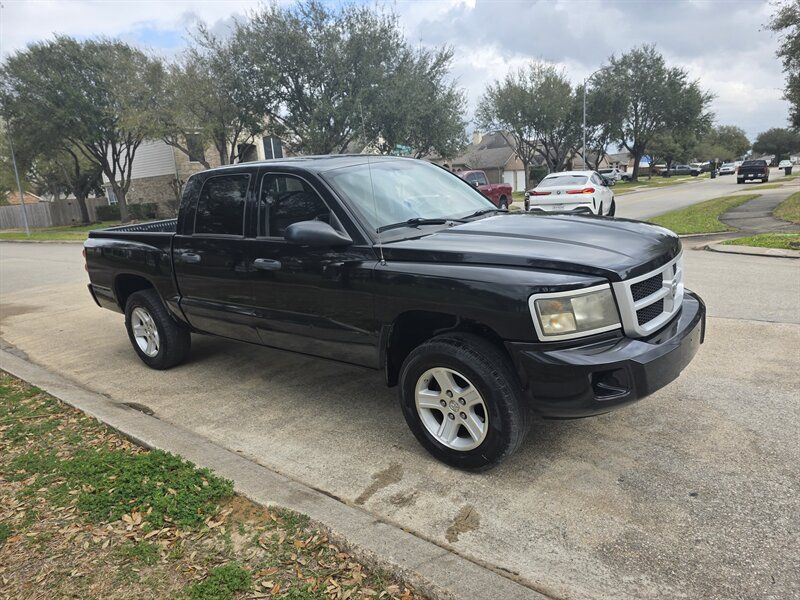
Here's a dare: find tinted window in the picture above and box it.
[538,175,589,188]
[194,175,249,236]
[463,171,488,186]
[742,160,767,167]
[260,174,330,237]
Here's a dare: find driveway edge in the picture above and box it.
[0,348,546,600]
[705,243,800,259]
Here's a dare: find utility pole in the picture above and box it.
[5,122,30,236]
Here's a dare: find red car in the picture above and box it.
[458,170,513,209]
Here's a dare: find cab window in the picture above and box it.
[194,174,249,236]
[259,174,330,237]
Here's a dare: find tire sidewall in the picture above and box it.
[398,342,519,470]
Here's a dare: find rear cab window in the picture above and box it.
[193,174,250,236]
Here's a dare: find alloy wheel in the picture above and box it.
[131,306,160,357]
[415,367,488,451]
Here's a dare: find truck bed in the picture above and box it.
[101,218,177,233]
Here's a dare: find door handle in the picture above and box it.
[179,253,201,264]
[252,258,282,271]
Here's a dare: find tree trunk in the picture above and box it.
[631,151,643,181]
[76,194,90,225]
[522,159,530,189]
[114,184,130,223]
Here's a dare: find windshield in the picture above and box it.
[323,160,494,231]
[538,174,589,188]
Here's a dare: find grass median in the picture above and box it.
[0,372,421,600]
[0,221,120,241]
[774,190,800,225]
[648,194,759,235]
[722,233,800,251]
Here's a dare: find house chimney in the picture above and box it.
[472,131,483,146]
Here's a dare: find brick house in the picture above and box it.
[441,132,529,192]
[4,191,43,205]
[102,134,285,212]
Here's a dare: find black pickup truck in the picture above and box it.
[737,159,770,184]
[85,156,705,470]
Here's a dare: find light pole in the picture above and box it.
[4,120,30,236]
[582,66,610,170]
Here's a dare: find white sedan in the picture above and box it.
[525,171,616,216]
[718,162,737,175]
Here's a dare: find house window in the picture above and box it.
[263,136,283,160]
[186,134,205,163]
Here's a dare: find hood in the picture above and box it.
[380,213,681,282]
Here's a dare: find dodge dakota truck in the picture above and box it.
[457,170,513,209]
[85,156,705,470]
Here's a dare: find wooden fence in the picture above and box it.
[0,197,109,230]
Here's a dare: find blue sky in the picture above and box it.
[0,0,791,140]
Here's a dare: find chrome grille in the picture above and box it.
[612,254,684,337]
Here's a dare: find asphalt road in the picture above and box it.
[1,235,799,599]
[608,168,791,221]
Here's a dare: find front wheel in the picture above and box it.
[125,289,191,370]
[398,333,529,470]
[498,196,508,210]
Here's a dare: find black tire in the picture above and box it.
[737,179,743,184]
[125,289,191,370]
[498,196,508,210]
[598,202,603,216]
[608,199,616,217]
[398,333,529,471]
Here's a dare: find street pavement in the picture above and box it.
[1,225,799,598]
[611,168,793,220]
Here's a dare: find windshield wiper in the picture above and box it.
[377,217,462,233]
[460,207,506,219]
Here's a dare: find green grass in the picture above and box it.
[648,194,759,235]
[115,540,161,566]
[723,233,800,250]
[186,563,252,600]
[774,191,800,225]
[0,220,120,241]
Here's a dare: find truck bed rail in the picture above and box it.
[102,218,177,233]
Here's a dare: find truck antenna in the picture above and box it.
[358,101,386,266]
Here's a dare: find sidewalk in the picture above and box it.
[719,186,800,234]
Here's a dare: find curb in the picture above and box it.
[706,243,800,259]
[0,348,547,600]
[0,239,84,244]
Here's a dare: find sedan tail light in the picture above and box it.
[531,190,551,196]
[566,187,595,195]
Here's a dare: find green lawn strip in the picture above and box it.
[0,220,120,241]
[0,372,421,599]
[648,193,759,235]
[774,191,800,225]
[722,233,800,250]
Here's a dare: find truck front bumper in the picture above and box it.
[507,291,705,418]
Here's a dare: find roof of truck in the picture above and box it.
[207,154,409,174]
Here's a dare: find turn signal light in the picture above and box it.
[567,187,595,195]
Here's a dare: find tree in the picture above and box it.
[1,37,162,222]
[694,125,751,161]
[154,26,276,167]
[576,84,620,170]
[242,1,403,155]
[594,45,713,181]
[752,127,800,161]
[769,0,800,129]
[365,46,466,159]
[529,65,581,172]
[648,129,699,173]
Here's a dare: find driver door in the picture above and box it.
[244,170,378,367]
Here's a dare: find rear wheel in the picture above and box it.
[398,333,529,470]
[608,199,616,216]
[598,202,603,216]
[125,289,191,370]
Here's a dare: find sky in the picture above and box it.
[0,0,791,141]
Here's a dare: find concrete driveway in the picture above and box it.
[1,241,798,599]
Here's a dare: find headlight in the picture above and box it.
[529,284,621,340]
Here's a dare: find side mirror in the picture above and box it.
[284,220,352,247]
[469,180,479,188]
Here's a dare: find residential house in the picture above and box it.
[102,134,285,209]
[442,132,529,192]
[4,191,43,205]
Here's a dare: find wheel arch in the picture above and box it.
[383,309,509,387]
[114,273,156,310]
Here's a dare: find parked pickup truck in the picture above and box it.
[85,156,705,470]
[737,160,770,184]
[457,170,513,209]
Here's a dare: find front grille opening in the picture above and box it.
[631,274,662,301]
[637,299,664,325]
[591,369,629,400]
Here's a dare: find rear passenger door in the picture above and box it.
[173,172,260,342]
